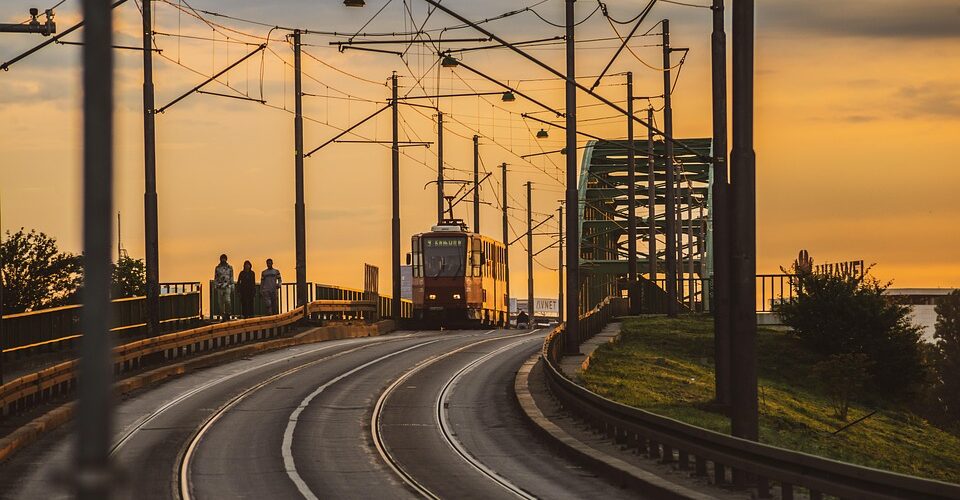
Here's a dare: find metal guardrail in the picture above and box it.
[207,282,413,320]
[541,303,960,499]
[1,287,202,358]
[0,298,376,419]
[315,284,413,320]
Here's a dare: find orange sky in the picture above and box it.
[1,0,958,297]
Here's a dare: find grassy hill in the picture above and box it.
[578,315,960,483]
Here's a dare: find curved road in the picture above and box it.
[0,329,634,499]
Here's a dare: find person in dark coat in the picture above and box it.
[237,260,256,318]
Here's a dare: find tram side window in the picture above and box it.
[412,236,421,278]
[471,236,482,277]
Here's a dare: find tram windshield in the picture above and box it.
[423,236,466,277]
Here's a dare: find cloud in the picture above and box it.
[895,81,960,119]
[760,0,960,39]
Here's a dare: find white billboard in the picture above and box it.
[511,297,559,317]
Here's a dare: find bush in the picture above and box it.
[933,290,960,422]
[812,353,873,421]
[775,270,925,401]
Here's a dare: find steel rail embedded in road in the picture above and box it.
[372,329,541,499]
[436,337,539,500]
[177,335,420,500]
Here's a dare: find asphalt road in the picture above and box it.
[0,329,635,499]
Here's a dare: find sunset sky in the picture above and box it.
[1,0,958,299]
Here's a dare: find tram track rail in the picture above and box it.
[371,329,541,499]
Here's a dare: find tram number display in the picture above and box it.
[425,238,464,248]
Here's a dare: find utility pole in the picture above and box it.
[626,71,638,314]
[686,185,695,308]
[558,204,564,323]
[391,72,402,320]
[437,111,444,224]
[142,0,160,336]
[563,0,580,352]
[501,163,510,324]
[293,30,308,308]
[662,19,678,317]
[473,134,480,233]
[647,107,656,284]
[730,0,759,444]
[711,0,731,407]
[76,0,113,495]
[527,181,534,323]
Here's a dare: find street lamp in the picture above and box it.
[441,55,459,68]
[343,0,366,7]
[501,90,516,102]
[536,128,549,139]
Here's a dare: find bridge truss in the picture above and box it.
[577,138,714,312]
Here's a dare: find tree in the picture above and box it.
[1,228,83,314]
[812,353,873,421]
[775,269,926,400]
[933,290,960,420]
[112,256,146,298]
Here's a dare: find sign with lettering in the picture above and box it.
[814,260,864,279]
[424,237,464,248]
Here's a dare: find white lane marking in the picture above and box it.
[371,329,543,499]
[437,338,540,499]
[281,339,445,500]
[178,334,422,500]
[110,336,401,456]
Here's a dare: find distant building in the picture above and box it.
[884,288,956,343]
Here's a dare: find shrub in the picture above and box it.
[933,290,960,422]
[811,353,873,421]
[775,270,925,401]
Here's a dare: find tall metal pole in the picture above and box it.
[647,107,656,283]
[563,0,580,352]
[730,0,758,443]
[437,111,444,224]
[686,186,695,308]
[77,0,113,496]
[527,181,534,322]
[501,163,510,323]
[473,134,480,233]
[558,205,564,323]
[293,30,308,308]
[711,0,731,407]
[391,72,402,320]
[662,19,678,317]
[626,72,638,314]
[142,0,160,336]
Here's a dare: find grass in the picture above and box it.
[578,315,960,484]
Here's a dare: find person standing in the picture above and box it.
[237,260,256,318]
[260,258,282,315]
[214,254,235,322]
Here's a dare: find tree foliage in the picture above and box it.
[1,228,83,314]
[112,256,146,298]
[775,266,926,400]
[933,290,960,420]
[812,353,873,421]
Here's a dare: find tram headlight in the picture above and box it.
[452,293,462,300]
[428,294,437,300]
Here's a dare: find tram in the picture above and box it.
[408,219,508,328]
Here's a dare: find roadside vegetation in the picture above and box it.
[579,315,960,483]
[1,228,147,314]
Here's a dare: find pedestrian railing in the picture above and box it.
[540,302,960,499]
[1,285,202,359]
[315,284,412,320]
[0,298,378,419]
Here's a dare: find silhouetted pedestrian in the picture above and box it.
[261,258,282,315]
[214,254,234,322]
[237,260,256,318]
